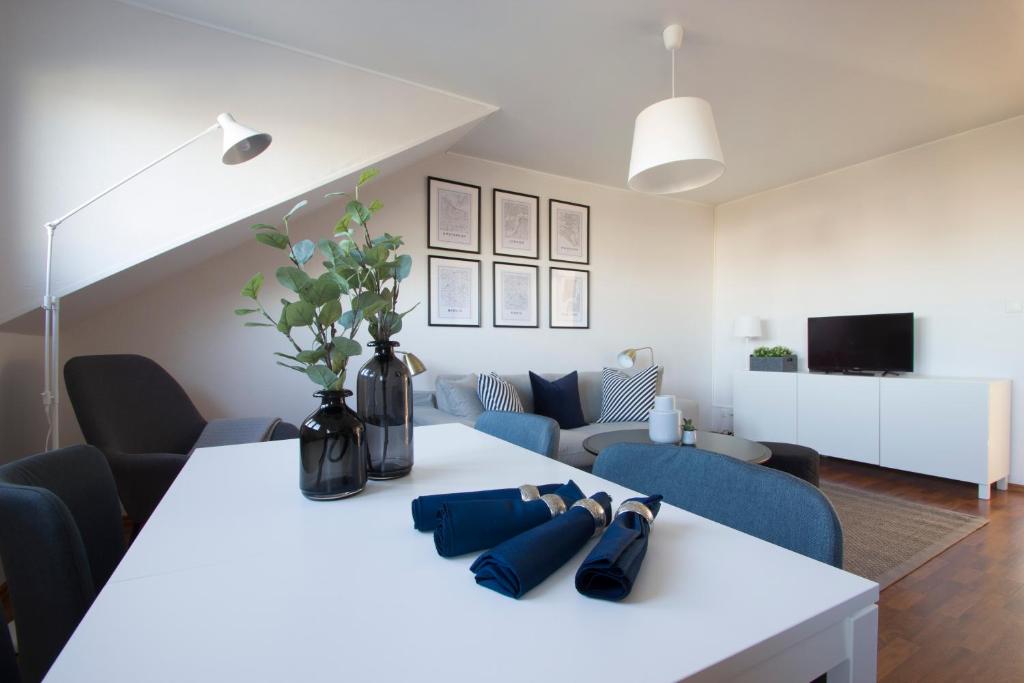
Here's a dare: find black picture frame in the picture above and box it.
[428,255,482,327]
[493,261,540,328]
[548,199,590,265]
[427,176,481,254]
[548,267,590,329]
[492,188,540,260]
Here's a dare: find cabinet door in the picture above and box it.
[733,371,797,443]
[797,374,879,464]
[879,379,989,483]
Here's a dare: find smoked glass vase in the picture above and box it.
[299,390,367,500]
[357,341,414,479]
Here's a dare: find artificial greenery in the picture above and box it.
[682,418,696,432]
[236,168,414,390]
[751,345,794,358]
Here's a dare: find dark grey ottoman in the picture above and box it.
[758,442,820,487]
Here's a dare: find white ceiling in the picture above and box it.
[127,0,1024,204]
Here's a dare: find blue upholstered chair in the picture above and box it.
[0,446,126,683]
[474,411,560,458]
[594,443,843,567]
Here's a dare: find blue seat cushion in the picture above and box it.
[529,371,587,429]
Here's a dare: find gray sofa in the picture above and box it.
[413,371,697,470]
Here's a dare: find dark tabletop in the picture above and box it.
[582,429,772,464]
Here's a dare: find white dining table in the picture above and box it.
[44,423,878,683]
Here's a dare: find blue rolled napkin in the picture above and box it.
[575,495,663,601]
[434,480,585,557]
[470,492,612,598]
[411,483,564,531]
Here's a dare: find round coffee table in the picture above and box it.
[582,429,771,464]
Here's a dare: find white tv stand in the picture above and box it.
[733,371,1011,499]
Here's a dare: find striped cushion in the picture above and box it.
[595,365,660,423]
[477,373,524,413]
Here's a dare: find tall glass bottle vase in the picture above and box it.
[358,341,414,479]
[299,390,367,500]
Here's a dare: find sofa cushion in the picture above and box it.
[595,365,661,423]
[436,374,485,419]
[477,373,525,413]
[529,371,587,429]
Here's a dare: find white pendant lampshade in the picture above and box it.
[217,112,272,165]
[627,25,725,194]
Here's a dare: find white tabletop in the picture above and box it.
[45,424,877,683]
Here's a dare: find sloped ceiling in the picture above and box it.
[0,0,496,326]
[125,0,1024,204]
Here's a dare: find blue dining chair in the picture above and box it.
[594,443,843,567]
[0,445,126,683]
[474,411,560,458]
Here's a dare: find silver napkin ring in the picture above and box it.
[616,501,655,525]
[571,498,608,537]
[539,493,567,517]
[518,484,541,502]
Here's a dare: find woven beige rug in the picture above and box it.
[821,482,988,589]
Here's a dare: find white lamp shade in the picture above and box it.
[628,97,725,194]
[617,350,637,368]
[733,315,762,339]
[217,113,272,165]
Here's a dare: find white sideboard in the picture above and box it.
[733,371,1011,498]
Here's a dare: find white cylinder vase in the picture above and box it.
[649,395,682,444]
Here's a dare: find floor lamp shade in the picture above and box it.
[628,97,725,194]
[217,113,272,165]
[733,315,762,339]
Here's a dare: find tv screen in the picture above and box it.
[807,313,914,373]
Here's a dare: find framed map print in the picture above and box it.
[428,256,481,327]
[493,262,539,328]
[493,189,539,259]
[549,267,589,329]
[549,199,589,264]
[428,177,481,253]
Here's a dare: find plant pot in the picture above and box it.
[357,340,414,480]
[681,430,697,446]
[749,355,797,372]
[299,390,367,500]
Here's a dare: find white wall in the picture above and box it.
[0,0,493,324]
[712,116,1024,482]
[58,153,715,444]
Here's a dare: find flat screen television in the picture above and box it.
[807,313,914,373]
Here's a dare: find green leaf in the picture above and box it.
[318,299,342,326]
[358,168,379,186]
[308,274,341,306]
[276,361,306,373]
[234,308,258,316]
[352,291,388,316]
[273,352,300,362]
[255,232,289,250]
[334,215,352,234]
[329,338,362,369]
[250,223,279,232]
[395,254,412,281]
[339,309,362,330]
[284,301,315,327]
[324,191,348,199]
[243,322,273,327]
[290,239,315,265]
[345,200,371,226]
[276,266,312,294]
[284,199,308,222]
[241,273,264,300]
[318,239,343,263]
[368,199,383,213]
[277,310,291,333]
[305,364,338,388]
[296,348,326,364]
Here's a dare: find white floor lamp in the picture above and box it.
[41,113,271,450]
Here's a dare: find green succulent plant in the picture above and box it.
[682,418,696,432]
[752,345,794,358]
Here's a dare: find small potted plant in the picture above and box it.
[681,418,697,446]
[750,346,797,372]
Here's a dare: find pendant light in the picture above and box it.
[628,24,725,194]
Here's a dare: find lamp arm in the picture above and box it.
[639,346,655,365]
[40,121,220,450]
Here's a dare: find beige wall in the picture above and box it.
[0,333,49,465]
[58,152,716,442]
[712,116,1024,482]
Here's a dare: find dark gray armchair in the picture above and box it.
[64,354,298,529]
[0,445,125,683]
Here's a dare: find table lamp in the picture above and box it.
[617,346,654,368]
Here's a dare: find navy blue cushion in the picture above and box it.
[529,371,587,429]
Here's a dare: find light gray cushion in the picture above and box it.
[435,374,485,420]
[557,421,649,470]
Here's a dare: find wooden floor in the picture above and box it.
[821,458,1024,682]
